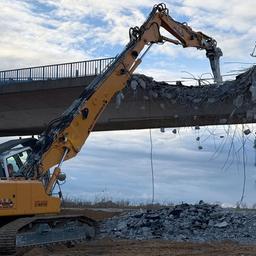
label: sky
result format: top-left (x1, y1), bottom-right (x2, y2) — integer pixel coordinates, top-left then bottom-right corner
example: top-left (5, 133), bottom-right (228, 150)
top-left (0, 0), bottom-right (256, 206)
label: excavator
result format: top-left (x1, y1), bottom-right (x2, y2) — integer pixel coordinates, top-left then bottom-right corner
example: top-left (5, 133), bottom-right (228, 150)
top-left (0, 3), bottom-right (222, 254)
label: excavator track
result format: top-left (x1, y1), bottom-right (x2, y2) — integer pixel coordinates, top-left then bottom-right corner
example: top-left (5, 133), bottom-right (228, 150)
top-left (0, 215), bottom-right (96, 255)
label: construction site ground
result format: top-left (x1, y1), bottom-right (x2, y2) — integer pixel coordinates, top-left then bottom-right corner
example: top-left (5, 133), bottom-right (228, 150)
top-left (17, 207), bottom-right (256, 256)
top-left (20, 239), bottom-right (256, 256)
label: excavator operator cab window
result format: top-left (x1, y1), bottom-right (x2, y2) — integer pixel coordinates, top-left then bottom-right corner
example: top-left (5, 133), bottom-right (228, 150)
top-left (6, 149), bottom-right (31, 177)
top-left (18, 150), bottom-right (30, 165)
top-left (6, 156), bottom-right (20, 177)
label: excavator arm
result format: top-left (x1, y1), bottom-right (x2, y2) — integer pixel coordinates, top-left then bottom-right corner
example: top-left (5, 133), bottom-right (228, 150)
top-left (20, 3), bottom-right (223, 194)
top-left (155, 5), bottom-right (223, 84)
top-left (128, 4), bottom-right (222, 83)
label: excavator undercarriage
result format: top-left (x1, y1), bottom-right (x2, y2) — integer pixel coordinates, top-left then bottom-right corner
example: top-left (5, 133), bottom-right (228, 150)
top-left (0, 215), bottom-right (96, 254)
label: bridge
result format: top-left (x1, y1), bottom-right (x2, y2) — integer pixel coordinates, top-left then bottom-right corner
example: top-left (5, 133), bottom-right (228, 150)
top-left (0, 58), bottom-right (255, 137)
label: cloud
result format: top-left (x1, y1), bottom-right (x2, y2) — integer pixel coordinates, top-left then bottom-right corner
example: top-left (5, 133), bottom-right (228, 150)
top-left (0, 1), bottom-right (90, 69)
top-left (178, 0), bottom-right (256, 59)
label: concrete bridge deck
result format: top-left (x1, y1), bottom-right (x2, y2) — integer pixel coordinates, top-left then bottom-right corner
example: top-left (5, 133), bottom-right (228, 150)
top-left (0, 58), bottom-right (255, 137)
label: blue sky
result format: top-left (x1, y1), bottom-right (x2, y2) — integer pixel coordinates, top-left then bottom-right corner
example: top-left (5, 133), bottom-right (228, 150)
top-left (0, 0), bottom-right (256, 205)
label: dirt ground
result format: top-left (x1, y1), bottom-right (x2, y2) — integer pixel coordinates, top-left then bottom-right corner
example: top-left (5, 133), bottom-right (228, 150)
top-left (16, 208), bottom-right (256, 256)
top-left (59, 207), bottom-right (123, 220)
top-left (21, 239), bottom-right (256, 256)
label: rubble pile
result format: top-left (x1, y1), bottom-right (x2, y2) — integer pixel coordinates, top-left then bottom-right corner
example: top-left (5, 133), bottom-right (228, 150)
top-left (128, 66), bottom-right (256, 107)
top-left (99, 201), bottom-right (256, 244)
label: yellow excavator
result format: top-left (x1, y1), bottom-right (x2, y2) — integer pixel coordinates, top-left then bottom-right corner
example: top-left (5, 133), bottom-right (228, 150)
top-left (0, 3), bottom-right (222, 254)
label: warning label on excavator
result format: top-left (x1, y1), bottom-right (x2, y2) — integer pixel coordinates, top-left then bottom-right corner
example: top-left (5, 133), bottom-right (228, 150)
top-left (34, 201), bottom-right (48, 207)
top-left (0, 198), bottom-right (13, 208)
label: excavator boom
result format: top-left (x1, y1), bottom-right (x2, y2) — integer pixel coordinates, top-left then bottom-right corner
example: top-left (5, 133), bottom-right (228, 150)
top-left (20, 3), bottom-right (223, 190)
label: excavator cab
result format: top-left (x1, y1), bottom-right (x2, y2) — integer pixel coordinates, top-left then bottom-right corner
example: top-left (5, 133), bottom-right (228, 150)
top-left (0, 147), bottom-right (31, 178)
top-left (0, 138), bottom-right (37, 178)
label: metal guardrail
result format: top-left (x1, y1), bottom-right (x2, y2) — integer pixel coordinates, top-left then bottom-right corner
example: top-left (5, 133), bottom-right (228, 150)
top-left (0, 57), bottom-right (115, 84)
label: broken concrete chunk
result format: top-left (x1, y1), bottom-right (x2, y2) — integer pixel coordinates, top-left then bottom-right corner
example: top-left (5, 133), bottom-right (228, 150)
top-left (138, 78), bottom-right (146, 89)
top-left (130, 79), bottom-right (139, 90)
top-left (214, 221), bottom-right (228, 228)
top-left (243, 129), bottom-right (251, 135)
top-left (249, 78), bottom-right (256, 102)
top-left (115, 92), bottom-right (124, 108)
top-left (233, 95), bottom-right (244, 108)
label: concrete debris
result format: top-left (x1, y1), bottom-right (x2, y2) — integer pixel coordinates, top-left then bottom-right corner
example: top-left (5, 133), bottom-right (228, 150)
top-left (130, 79), bottom-right (139, 90)
top-left (138, 78), bottom-right (147, 89)
top-left (243, 129), bottom-right (251, 135)
top-left (250, 85), bottom-right (256, 102)
top-left (233, 95), bottom-right (244, 108)
top-left (128, 66), bottom-right (256, 112)
top-left (116, 92), bottom-right (125, 108)
top-left (249, 70), bottom-right (256, 102)
top-left (99, 202), bottom-right (256, 244)
top-left (214, 221), bottom-right (229, 228)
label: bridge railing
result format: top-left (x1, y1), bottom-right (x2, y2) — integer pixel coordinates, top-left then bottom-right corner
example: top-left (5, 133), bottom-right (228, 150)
top-left (0, 57), bottom-right (115, 83)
